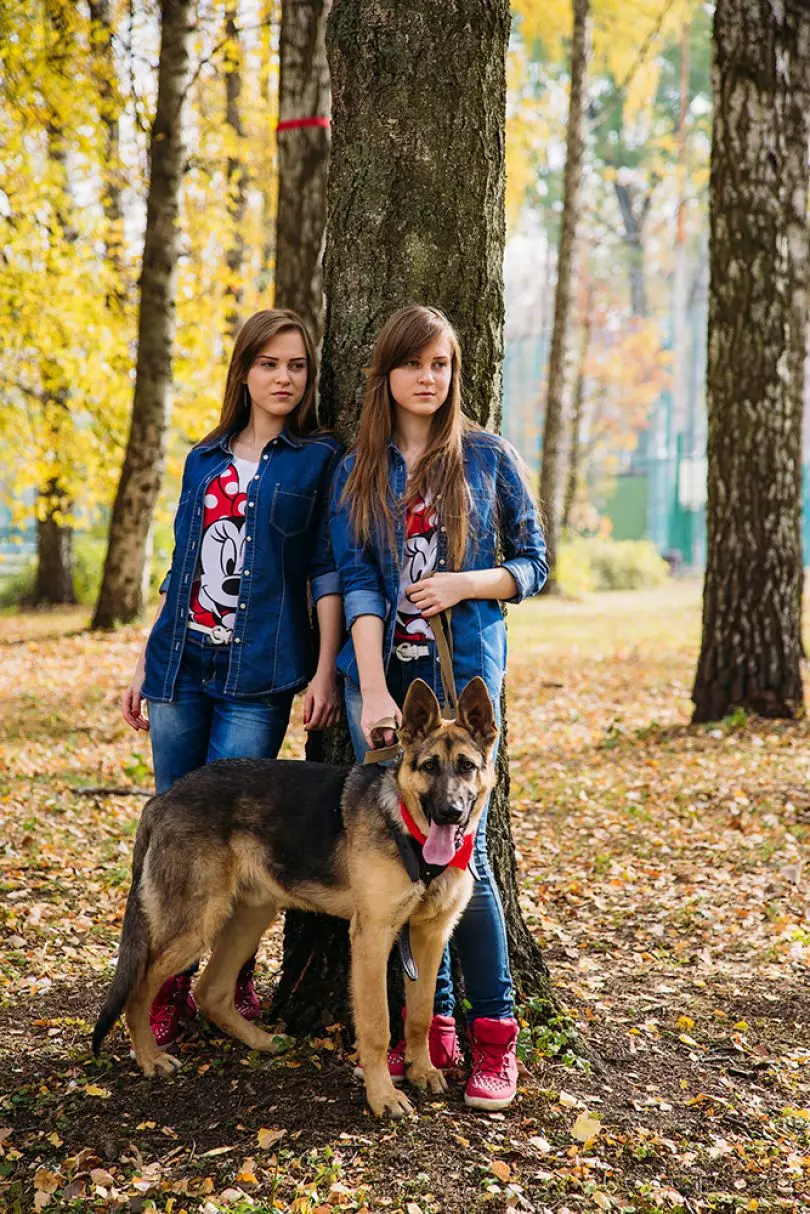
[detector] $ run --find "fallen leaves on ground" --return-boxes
[1,582,810,1212]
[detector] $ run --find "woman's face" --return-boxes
[245,330,309,423]
[388,335,453,419]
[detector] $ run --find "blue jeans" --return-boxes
[147,630,295,794]
[345,653,513,1023]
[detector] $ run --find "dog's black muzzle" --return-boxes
[432,802,467,826]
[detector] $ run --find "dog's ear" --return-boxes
[456,677,498,752]
[400,678,442,744]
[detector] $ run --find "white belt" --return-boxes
[394,642,431,661]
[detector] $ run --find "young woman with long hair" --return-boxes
[122,308,343,1047]
[330,304,547,1110]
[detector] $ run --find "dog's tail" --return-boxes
[92,798,157,1055]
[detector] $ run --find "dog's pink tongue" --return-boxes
[423,822,458,866]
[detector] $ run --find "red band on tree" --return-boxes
[276,116,331,132]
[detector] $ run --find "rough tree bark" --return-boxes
[692,0,810,722]
[92,0,194,629]
[539,0,590,588]
[270,0,563,1035]
[274,0,331,345]
[224,0,247,338]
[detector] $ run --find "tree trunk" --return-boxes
[274,0,331,346]
[539,0,590,589]
[224,0,247,338]
[692,0,810,723]
[562,304,591,533]
[613,181,650,319]
[92,0,194,630]
[270,0,563,1035]
[33,480,76,606]
[31,1,78,608]
[88,0,125,296]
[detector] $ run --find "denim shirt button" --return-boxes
[246,536,252,542]
[234,637,242,644]
[439,559,446,566]
[239,603,246,609]
[244,569,250,576]
[262,454,269,460]
[248,501,255,508]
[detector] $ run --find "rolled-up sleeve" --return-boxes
[497,442,548,603]
[329,461,388,629]
[309,441,344,603]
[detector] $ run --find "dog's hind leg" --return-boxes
[402,916,457,1094]
[351,914,414,1118]
[125,934,204,1078]
[194,902,282,1051]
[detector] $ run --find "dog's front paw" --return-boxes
[140,1050,182,1078]
[366,1081,415,1119]
[407,1061,448,1094]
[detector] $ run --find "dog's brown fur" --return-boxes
[93,677,498,1117]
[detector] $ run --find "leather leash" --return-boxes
[362,609,457,766]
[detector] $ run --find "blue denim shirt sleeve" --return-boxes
[309,441,344,603]
[158,454,194,596]
[497,441,548,603]
[330,459,388,630]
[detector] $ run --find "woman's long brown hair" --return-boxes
[199,309,319,446]
[343,305,476,569]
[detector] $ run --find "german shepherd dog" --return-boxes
[93,677,498,1118]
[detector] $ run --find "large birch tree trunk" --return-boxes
[270,0,563,1034]
[91,0,194,630]
[539,0,590,588]
[274,0,331,345]
[692,0,810,722]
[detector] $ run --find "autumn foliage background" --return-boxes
[3,2,810,1214]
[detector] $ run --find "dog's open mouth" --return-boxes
[423,820,468,866]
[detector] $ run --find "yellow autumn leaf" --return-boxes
[84,1084,111,1099]
[593,1192,612,1211]
[257,1126,286,1150]
[489,1159,511,1182]
[677,1015,694,1030]
[679,1033,699,1047]
[34,1169,61,1193]
[572,1112,602,1143]
[237,1170,258,1185]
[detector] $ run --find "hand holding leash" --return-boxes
[360,689,401,748]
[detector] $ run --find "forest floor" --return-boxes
[2,580,810,1214]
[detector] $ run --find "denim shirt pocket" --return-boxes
[269,485,316,537]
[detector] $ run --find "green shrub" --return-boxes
[557,536,669,596]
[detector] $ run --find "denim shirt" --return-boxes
[329,429,548,708]
[143,429,342,702]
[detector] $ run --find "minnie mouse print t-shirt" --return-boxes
[394,491,438,645]
[187,455,258,642]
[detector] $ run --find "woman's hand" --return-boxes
[406,571,469,617]
[304,667,341,731]
[122,660,149,731]
[360,687,402,749]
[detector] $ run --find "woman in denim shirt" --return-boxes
[122,308,343,1046]
[330,305,547,1111]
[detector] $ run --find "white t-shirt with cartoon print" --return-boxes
[187,455,258,642]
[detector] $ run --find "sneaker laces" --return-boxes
[471,1039,511,1081]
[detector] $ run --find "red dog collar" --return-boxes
[399,800,474,871]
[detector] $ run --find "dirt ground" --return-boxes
[1,582,809,1213]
